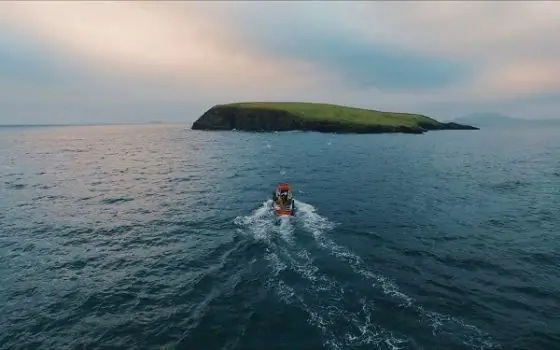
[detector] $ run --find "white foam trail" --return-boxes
[295,199,411,307]
[235,200,292,276]
[236,199,408,349]
[234,200,274,242]
[344,297,407,349]
[278,216,294,244]
[269,279,343,350]
[294,199,498,349]
[269,274,408,350]
[264,248,287,277]
[236,199,497,349]
[234,200,296,244]
[234,200,333,289]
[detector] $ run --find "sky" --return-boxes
[0,1,559,124]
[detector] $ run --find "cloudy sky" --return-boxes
[1,1,559,124]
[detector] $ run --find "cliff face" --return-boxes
[191,105,478,134]
[192,106,303,131]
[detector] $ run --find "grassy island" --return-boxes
[191,101,478,134]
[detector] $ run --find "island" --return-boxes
[453,112,560,128]
[191,102,479,134]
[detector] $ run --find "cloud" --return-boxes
[350,1,560,97]
[0,1,559,123]
[0,1,341,123]
[236,19,470,91]
[348,2,560,57]
[0,1,331,92]
[198,1,473,92]
[0,31,65,84]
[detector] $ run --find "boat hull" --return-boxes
[274,208,293,216]
[273,200,295,216]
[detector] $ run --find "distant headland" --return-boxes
[453,112,560,128]
[191,102,479,134]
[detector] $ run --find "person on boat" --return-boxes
[279,193,285,206]
[273,190,282,206]
[282,191,289,205]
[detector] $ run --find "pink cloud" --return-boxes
[0,1,333,93]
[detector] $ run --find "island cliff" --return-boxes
[191,102,478,134]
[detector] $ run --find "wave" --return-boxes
[293,200,500,349]
[235,200,408,349]
[235,198,500,349]
[295,200,413,307]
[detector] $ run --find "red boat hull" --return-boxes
[274,207,293,216]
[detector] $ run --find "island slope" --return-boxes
[191,102,478,134]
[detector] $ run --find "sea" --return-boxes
[0,124,558,350]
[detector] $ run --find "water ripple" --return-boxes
[1,125,559,349]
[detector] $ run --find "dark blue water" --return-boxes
[1,124,559,350]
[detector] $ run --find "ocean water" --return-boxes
[1,124,559,350]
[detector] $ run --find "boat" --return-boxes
[272,183,296,216]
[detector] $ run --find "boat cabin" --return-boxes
[274,183,293,204]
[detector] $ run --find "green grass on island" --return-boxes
[219,101,441,127]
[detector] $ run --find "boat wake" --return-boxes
[235,200,405,349]
[234,199,499,350]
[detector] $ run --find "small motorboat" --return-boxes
[272,183,296,216]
